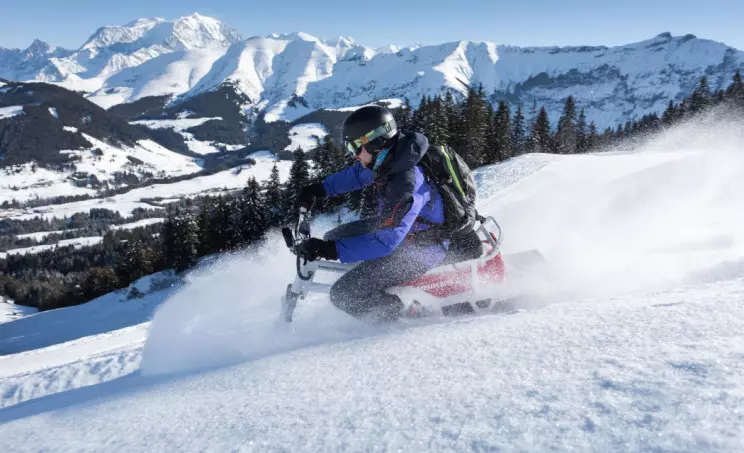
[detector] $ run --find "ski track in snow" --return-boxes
[1,111,744,451]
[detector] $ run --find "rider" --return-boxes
[297,105,449,322]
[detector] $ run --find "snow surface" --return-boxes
[284,123,328,151]
[109,218,165,231]
[2,236,103,256]
[130,117,234,155]
[1,111,744,451]
[0,298,37,325]
[131,117,222,130]
[0,105,24,119]
[15,229,79,241]
[326,98,405,112]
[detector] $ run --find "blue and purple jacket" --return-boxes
[322,132,445,263]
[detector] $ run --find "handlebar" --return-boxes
[283,207,313,280]
[283,208,504,281]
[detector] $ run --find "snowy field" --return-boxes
[0,133,204,205]
[1,113,743,452]
[1,237,103,257]
[15,229,80,241]
[0,105,24,119]
[130,117,243,155]
[284,123,328,151]
[0,298,37,325]
[0,151,291,221]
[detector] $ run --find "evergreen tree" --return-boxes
[312,138,332,182]
[528,99,538,127]
[411,95,429,134]
[556,96,578,154]
[196,197,216,256]
[264,163,284,227]
[623,120,633,137]
[393,98,413,131]
[443,91,459,148]
[615,123,624,138]
[676,99,687,121]
[601,127,615,148]
[81,267,119,302]
[225,197,245,250]
[576,108,588,154]
[587,122,599,151]
[172,214,199,272]
[484,102,498,164]
[459,86,489,167]
[239,177,268,243]
[205,196,232,252]
[662,100,677,126]
[494,101,512,161]
[690,76,711,113]
[116,235,155,283]
[426,96,450,145]
[161,206,178,268]
[530,107,552,153]
[510,105,526,155]
[283,148,311,218]
[725,70,744,107]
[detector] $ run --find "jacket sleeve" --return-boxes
[334,167,429,263]
[322,161,374,197]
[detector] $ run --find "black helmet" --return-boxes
[341,105,398,155]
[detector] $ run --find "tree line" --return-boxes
[395,70,744,167]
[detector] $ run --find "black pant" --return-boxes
[324,223,446,322]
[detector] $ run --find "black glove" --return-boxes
[298,238,338,262]
[297,182,326,209]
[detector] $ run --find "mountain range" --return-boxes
[2,13,744,129]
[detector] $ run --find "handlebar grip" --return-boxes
[297,254,313,281]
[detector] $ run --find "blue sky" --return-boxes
[1,0,742,51]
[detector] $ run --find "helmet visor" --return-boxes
[343,121,395,156]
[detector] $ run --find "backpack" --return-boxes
[417,145,478,239]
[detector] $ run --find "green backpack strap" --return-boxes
[439,146,466,198]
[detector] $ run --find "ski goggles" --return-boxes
[343,121,395,156]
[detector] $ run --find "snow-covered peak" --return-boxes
[82,18,166,50]
[375,44,401,54]
[268,31,322,43]
[81,13,241,52]
[170,12,242,49]
[24,39,53,57]
[325,36,356,49]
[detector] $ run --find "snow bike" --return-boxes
[280,208,541,323]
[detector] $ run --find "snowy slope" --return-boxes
[284,123,328,151]
[15,229,79,241]
[0,298,37,324]
[0,133,204,205]
[0,14,242,90]
[2,236,103,257]
[0,150,291,220]
[130,117,242,155]
[90,47,230,108]
[1,112,743,451]
[0,105,24,119]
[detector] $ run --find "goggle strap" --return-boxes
[348,121,394,150]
